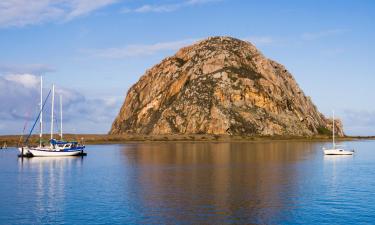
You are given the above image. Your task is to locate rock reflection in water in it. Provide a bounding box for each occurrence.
[123,142,317,224]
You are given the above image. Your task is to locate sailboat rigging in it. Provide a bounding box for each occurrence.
[18,77,86,157]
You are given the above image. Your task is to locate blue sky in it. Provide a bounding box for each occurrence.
[0,0,374,135]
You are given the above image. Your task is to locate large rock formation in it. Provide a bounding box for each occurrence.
[110,37,344,136]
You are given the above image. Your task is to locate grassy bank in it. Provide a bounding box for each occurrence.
[0,134,373,147]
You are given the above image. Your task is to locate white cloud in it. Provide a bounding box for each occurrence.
[244,36,276,46]
[0,74,121,134]
[131,4,180,13]
[87,28,349,60]
[301,29,348,41]
[0,74,40,123]
[243,29,348,47]
[64,0,119,21]
[321,48,345,57]
[4,74,40,88]
[122,0,221,13]
[87,38,198,58]
[0,0,118,27]
[339,110,375,136]
[0,63,55,74]
[0,0,218,27]
[0,1,63,27]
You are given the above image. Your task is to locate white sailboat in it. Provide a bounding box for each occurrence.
[323,111,354,155]
[19,79,86,157]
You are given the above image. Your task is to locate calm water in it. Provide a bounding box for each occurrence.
[0,141,375,224]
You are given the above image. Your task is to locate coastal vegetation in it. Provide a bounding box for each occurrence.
[0,134,371,147]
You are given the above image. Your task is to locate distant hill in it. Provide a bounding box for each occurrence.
[110,36,344,137]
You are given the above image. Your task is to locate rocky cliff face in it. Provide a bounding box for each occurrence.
[110,37,344,137]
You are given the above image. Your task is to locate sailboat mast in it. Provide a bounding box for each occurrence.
[40,76,43,147]
[333,111,335,148]
[60,95,63,139]
[51,84,55,140]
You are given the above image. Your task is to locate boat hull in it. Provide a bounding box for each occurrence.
[324,149,354,155]
[18,147,31,156]
[28,149,83,157]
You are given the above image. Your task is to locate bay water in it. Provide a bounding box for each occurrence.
[0,141,374,224]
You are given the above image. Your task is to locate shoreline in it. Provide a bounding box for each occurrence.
[1,134,374,147]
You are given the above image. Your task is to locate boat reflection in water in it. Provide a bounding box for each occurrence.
[122,142,316,224]
[18,155,84,171]
[323,154,353,161]
[17,156,84,224]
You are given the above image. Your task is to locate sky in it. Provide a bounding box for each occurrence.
[0,0,374,136]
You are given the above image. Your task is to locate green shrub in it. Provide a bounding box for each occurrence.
[317,126,331,136]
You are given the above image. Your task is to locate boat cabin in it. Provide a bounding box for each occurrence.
[50,139,79,150]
